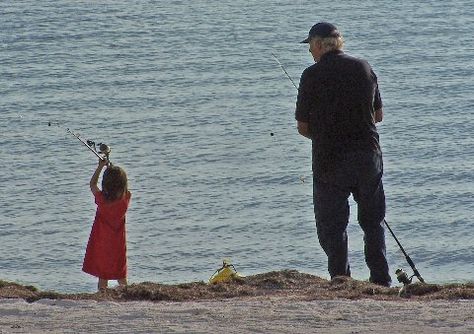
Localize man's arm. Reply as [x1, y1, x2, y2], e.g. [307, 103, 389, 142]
[375, 108, 383, 123]
[297, 121, 312, 139]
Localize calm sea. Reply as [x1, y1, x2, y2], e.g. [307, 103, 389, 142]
[1, 0, 473, 293]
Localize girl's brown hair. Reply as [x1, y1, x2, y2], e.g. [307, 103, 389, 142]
[101, 165, 128, 201]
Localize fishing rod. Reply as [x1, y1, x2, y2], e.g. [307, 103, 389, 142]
[384, 220, 425, 284]
[48, 121, 112, 163]
[271, 53, 299, 91]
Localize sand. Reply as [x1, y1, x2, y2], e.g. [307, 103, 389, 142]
[1, 297, 473, 333]
[1, 271, 473, 333]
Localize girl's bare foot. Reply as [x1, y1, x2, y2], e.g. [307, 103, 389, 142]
[98, 278, 108, 291]
[118, 278, 127, 287]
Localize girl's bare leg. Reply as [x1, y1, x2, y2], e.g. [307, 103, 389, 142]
[98, 278, 108, 291]
[118, 278, 127, 287]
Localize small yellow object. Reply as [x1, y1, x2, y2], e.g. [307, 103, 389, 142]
[208, 259, 244, 284]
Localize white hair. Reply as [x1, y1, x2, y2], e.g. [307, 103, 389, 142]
[311, 35, 345, 52]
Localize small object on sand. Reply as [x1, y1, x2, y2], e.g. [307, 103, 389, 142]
[208, 259, 245, 284]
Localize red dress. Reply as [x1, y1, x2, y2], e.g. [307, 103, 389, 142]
[82, 191, 131, 280]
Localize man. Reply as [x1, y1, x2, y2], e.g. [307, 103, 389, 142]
[295, 22, 391, 286]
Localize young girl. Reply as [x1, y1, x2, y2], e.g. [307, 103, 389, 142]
[82, 159, 131, 291]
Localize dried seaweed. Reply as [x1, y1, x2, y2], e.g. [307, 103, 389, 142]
[1, 271, 473, 303]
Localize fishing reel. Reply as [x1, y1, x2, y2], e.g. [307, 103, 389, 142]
[396, 268, 425, 298]
[86, 140, 111, 162]
[396, 267, 425, 285]
[56, 127, 113, 164]
[395, 268, 413, 286]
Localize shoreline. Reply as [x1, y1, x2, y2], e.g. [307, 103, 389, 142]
[1, 271, 473, 333]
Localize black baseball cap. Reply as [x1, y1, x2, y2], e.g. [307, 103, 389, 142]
[301, 22, 340, 43]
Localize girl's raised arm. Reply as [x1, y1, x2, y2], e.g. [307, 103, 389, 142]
[90, 159, 108, 195]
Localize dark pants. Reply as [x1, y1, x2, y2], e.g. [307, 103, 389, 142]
[313, 150, 391, 285]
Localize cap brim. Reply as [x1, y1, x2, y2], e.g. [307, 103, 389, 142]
[300, 37, 309, 43]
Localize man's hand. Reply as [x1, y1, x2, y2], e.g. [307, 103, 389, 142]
[375, 108, 383, 123]
[297, 121, 312, 139]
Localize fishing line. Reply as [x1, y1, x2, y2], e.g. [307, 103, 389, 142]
[270, 54, 312, 184]
[13, 114, 111, 164]
[268, 128, 308, 184]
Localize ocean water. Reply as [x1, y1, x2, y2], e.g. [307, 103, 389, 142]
[1, 0, 473, 293]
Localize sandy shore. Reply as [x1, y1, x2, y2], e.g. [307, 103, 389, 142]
[0, 297, 473, 334]
[1, 271, 473, 333]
